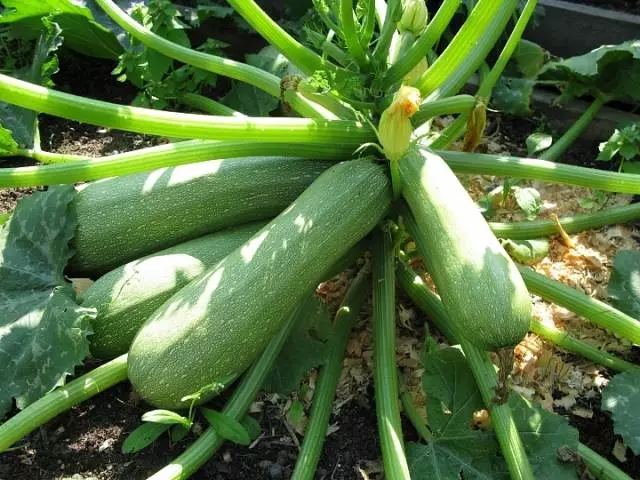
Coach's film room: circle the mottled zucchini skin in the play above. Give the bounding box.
[400,147,531,351]
[82,222,265,359]
[127,160,392,409]
[70,157,334,276]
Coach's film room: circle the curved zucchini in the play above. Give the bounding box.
[69,157,334,275]
[82,221,266,359]
[128,160,392,409]
[399,147,531,351]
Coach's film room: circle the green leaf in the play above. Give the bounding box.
[622,162,640,174]
[608,250,640,319]
[598,122,640,163]
[513,186,541,221]
[602,370,640,455]
[492,77,535,116]
[0,186,96,415]
[169,424,190,443]
[201,408,251,446]
[0,124,19,156]
[406,441,494,479]
[241,415,262,442]
[0,15,62,150]
[141,409,192,428]
[526,132,553,156]
[222,45,301,116]
[540,40,640,102]
[501,238,549,265]
[122,422,171,454]
[263,294,333,395]
[514,40,546,78]
[0,0,129,59]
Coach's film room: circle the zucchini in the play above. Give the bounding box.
[399,147,531,351]
[69,157,334,275]
[82,221,265,360]
[128,160,392,409]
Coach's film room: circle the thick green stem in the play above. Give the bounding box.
[16,149,87,164]
[373,0,401,65]
[415,0,517,100]
[360,0,377,48]
[399,391,433,442]
[225,0,326,76]
[394,259,533,480]
[383,0,461,86]
[519,267,640,345]
[539,97,606,162]
[372,229,411,480]
[147,295,315,480]
[412,95,476,127]
[0,74,374,145]
[340,0,370,69]
[94,0,327,118]
[0,140,349,188]
[489,202,640,240]
[0,355,128,452]
[578,443,633,480]
[438,150,640,194]
[291,266,370,480]
[397,259,638,372]
[179,93,242,117]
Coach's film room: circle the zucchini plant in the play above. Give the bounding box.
[0,0,639,479]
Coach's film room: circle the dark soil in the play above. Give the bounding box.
[567,0,640,15]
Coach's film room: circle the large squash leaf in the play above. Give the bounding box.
[608,249,640,319]
[602,370,640,455]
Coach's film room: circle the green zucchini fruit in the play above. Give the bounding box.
[82,221,266,360]
[399,147,531,351]
[128,160,392,409]
[69,157,334,275]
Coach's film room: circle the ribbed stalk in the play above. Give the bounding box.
[415,0,517,100]
[0,74,374,146]
[372,228,411,480]
[0,140,349,188]
[225,0,326,76]
[397,259,638,372]
[383,0,461,86]
[539,97,606,162]
[15,149,87,164]
[147,296,314,480]
[489,203,640,240]
[519,267,640,345]
[291,266,370,479]
[438,150,640,194]
[578,443,633,480]
[179,93,242,117]
[340,0,370,69]
[412,95,476,127]
[0,355,128,452]
[373,0,401,65]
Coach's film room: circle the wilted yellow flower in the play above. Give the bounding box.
[378,86,422,163]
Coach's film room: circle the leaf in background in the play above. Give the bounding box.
[263,294,333,395]
[406,441,494,480]
[540,40,640,103]
[0,15,62,150]
[286,399,307,436]
[242,415,262,442]
[0,0,128,59]
[514,40,546,78]
[0,186,96,415]
[122,422,171,454]
[169,424,190,442]
[608,250,640,319]
[526,132,553,156]
[513,186,541,221]
[622,162,640,174]
[0,124,19,156]
[223,45,301,116]
[597,122,640,163]
[492,77,535,116]
[201,408,251,446]
[602,370,640,455]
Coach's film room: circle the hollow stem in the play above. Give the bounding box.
[489,202,640,240]
[415,0,517,100]
[373,0,401,65]
[519,267,640,345]
[179,93,243,117]
[412,95,476,127]
[291,265,370,480]
[0,74,374,145]
[0,355,128,452]
[438,150,640,194]
[372,228,411,480]
[340,0,370,69]
[539,97,607,162]
[577,443,632,480]
[383,0,461,87]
